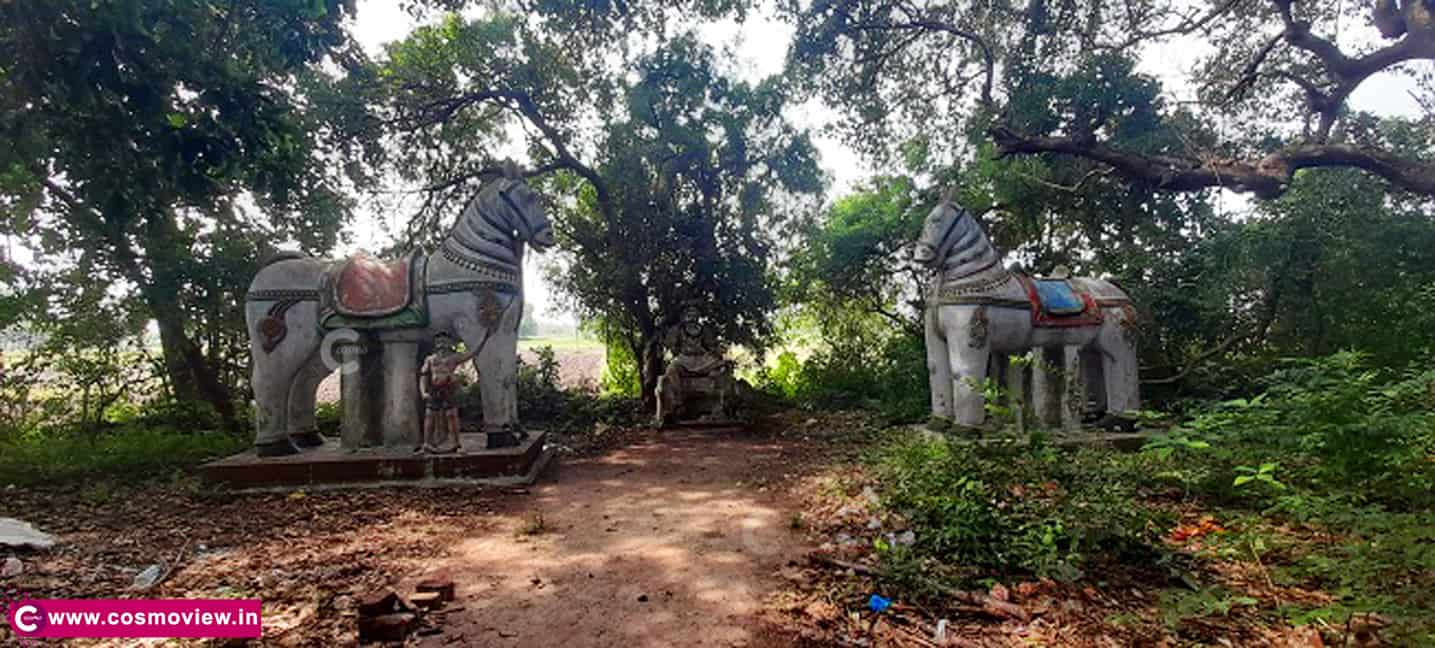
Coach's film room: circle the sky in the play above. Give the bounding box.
[343,1,1425,324]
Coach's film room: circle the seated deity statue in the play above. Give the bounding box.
[655,304,737,425]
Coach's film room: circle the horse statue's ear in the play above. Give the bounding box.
[940,187,954,205]
[501,160,522,181]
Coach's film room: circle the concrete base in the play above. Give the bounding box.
[202,431,551,491]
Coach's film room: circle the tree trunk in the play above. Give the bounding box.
[637,334,664,412]
[144,282,239,432]
[104,207,239,432]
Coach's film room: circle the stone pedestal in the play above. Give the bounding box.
[338,331,422,450]
[201,431,553,490]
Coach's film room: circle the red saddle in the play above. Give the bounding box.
[332,254,416,317]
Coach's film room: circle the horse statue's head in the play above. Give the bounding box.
[912,191,1002,277]
[466,166,555,251]
[913,196,968,267]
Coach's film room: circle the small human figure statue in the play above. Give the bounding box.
[418,331,480,454]
[655,303,737,425]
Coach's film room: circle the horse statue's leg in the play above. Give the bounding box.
[285,351,330,448]
[1030,346,1065,429]
[1058,346,1086,431]
[1097,310,1140,417]
[451,291,522,449]
[1001,352,1029,433]
[924,305,955,423]
[942,306,990,428]
[247,305,323,457]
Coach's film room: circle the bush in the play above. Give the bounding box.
[756,332,929,422]
[871,435,1170,583]
[455,345,644,434]
[1135,352,1435,642]
[0,424,247,486]
[1146,352,1435,509]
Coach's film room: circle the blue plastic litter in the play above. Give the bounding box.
[868,594,892,613]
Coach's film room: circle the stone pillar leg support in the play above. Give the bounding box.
[1031,346,1064,429]
[1058,346,1085,432]
[378,330,423,449]
[339,340,379,450]
[1004,353,1028,435]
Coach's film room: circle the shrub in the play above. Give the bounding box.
[1146,352,1435,509]
[0,425,247,486]
[756,333,929,422]
[455,345,644,434]
[871,435,1170,583]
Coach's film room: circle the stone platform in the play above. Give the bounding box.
[200,432,551,491]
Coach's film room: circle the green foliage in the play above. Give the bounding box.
[755,332,929,423]
[870,436,1170,583]
[314,401,341,437]
[1,0,356,422]
[456,344,644,434]
[1129,353,1435,641]
[548,33,824,394]
[784,175,927,335]
[1157,586,1260,629]
[1148,352,1435,508]
[599,338,642,398]
[0,421,245,487]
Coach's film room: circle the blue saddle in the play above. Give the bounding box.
[1033,279,1086,316]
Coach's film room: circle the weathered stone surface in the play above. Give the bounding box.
[655,303,740,425]
[0,518,56,550]
[200,432,550,490]
[2,557,22,578]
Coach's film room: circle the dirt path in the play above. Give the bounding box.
[409,429,809,647]
[6,420,837,646]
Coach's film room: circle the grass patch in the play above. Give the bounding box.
[0,426,247,486]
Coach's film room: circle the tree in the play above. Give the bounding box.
[785,175,927,337]
[549,36,824,406]
[785,0,1435,198]
[1,1,356,428]
[320,11,823,409]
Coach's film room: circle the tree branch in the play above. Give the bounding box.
[1100,0,1248,51]
[990,125,1435,198]
[1269,0,1435,139]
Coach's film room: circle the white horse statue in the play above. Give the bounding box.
[914,197,1140,429]
[245,171,554,456]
